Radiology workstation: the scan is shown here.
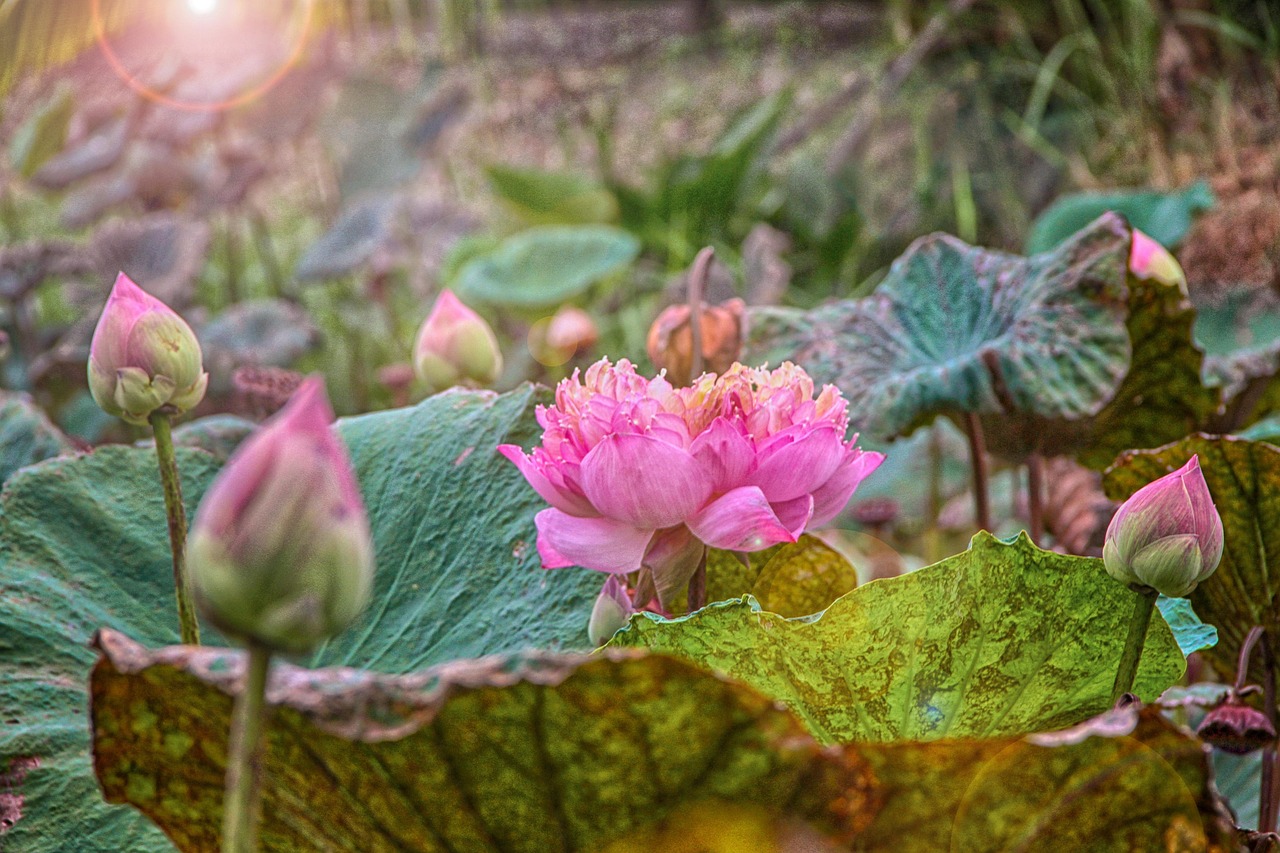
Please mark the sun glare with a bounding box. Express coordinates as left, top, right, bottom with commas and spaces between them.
186, 0, 217, 15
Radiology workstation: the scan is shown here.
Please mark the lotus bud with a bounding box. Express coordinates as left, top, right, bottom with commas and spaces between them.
1102, 455, 1224, 598
646, 298, 745, 386
88, 272, 208, 424
1197, 698, 1276, 755
413, 290, 502, 393
588, 575, 634, 646
187, 376, 374, 654
1129, 230, 1187, 293
545, 306, 598, 360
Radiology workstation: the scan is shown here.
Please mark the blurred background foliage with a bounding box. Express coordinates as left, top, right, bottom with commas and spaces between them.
0, 0, 1278, 561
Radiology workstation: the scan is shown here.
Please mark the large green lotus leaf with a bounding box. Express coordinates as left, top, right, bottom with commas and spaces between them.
668, 537, 858, 619
851, 706, 1235, 851
610, 532, 1185, 744
0, 390, 74, 484
744, 214, 1133, 444
1104, 435, 1280, 687
90, 633, 1233, 852
90, 631, 870, 852
1203, 338, 1280, 432
135, 415, 256, 466
453, 225, 640, 308
0, 386, 601, 851
746, 214, 1217, 463
1070, 268, 1218, 469
1025, 181, 1215, 254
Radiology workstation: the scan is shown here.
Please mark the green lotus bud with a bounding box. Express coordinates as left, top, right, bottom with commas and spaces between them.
188, 376, 374, 654
88, 273, 208, 424
413, 289, 503, 393
588, 575, 634, 646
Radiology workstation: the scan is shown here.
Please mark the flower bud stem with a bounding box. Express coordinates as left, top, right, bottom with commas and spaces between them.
687, 247, 714, 382
1109, 587, 1159, 705
963, 413, 990, 532
223, 642, 273, 853
150, 410, 200, 646
1258, 635, 1280, 834
1026, 452, 1044, 544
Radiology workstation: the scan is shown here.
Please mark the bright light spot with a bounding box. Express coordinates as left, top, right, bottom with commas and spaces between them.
186, 0, 217, 15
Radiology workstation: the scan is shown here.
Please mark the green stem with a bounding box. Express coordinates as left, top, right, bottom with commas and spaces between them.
1110, 587, 1159, 705
222, 643, 273, 853
150, 410, 200, 646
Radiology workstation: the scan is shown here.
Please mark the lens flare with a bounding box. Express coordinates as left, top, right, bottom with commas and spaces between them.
91, 0, 314, 113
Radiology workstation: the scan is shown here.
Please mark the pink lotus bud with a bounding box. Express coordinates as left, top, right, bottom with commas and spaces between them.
88, 273, 208, 424
413, 290, 503, 394
187, 376, 374, 653
544, 306, 598, 359
588, 575, 634, 646
1102, 455, 1223, 597
499, 358, 884, 607
1129, 230, 1187, 292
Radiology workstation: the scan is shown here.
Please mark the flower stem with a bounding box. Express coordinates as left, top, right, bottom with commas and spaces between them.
688, 246, 714, 381
963, 412, 990, 532
150, 409, 200, 646
1026, 451, 1044, 544
1109, 587, 1159, 705
1260, 635, 1280, 834
223, 643, 273, 853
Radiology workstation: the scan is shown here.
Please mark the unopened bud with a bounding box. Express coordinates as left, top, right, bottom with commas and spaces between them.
188, 376, 374, 654
545, 306, 598, 359
588, 575, 634, 646
88, 273, 208, 424
1129, 230, 1187, 293
646, 298, 745, 385
413, 290, 502, 393
1103, 455, 1223, 597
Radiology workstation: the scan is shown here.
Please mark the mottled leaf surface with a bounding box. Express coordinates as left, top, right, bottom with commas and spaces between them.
853, 707, 1232, 851
744, 214, 1133, 444
1104, 436, 1280, 686
0, 387, 600, 850
671, 537, 857, 618
1071, 272, 1217, 469
135, 415, 256, 466
91, 631, 871, 852
0, 391, 74, 484
91, 633, 1231, 852
611, 533, 1185, 744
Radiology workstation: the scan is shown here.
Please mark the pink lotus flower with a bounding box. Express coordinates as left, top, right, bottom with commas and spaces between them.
188, 375, 374, 653
88, 272, 208, 424
1103, 455, 1223, 598
1129, 230, 1186, 292
499, 358, 883, 604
